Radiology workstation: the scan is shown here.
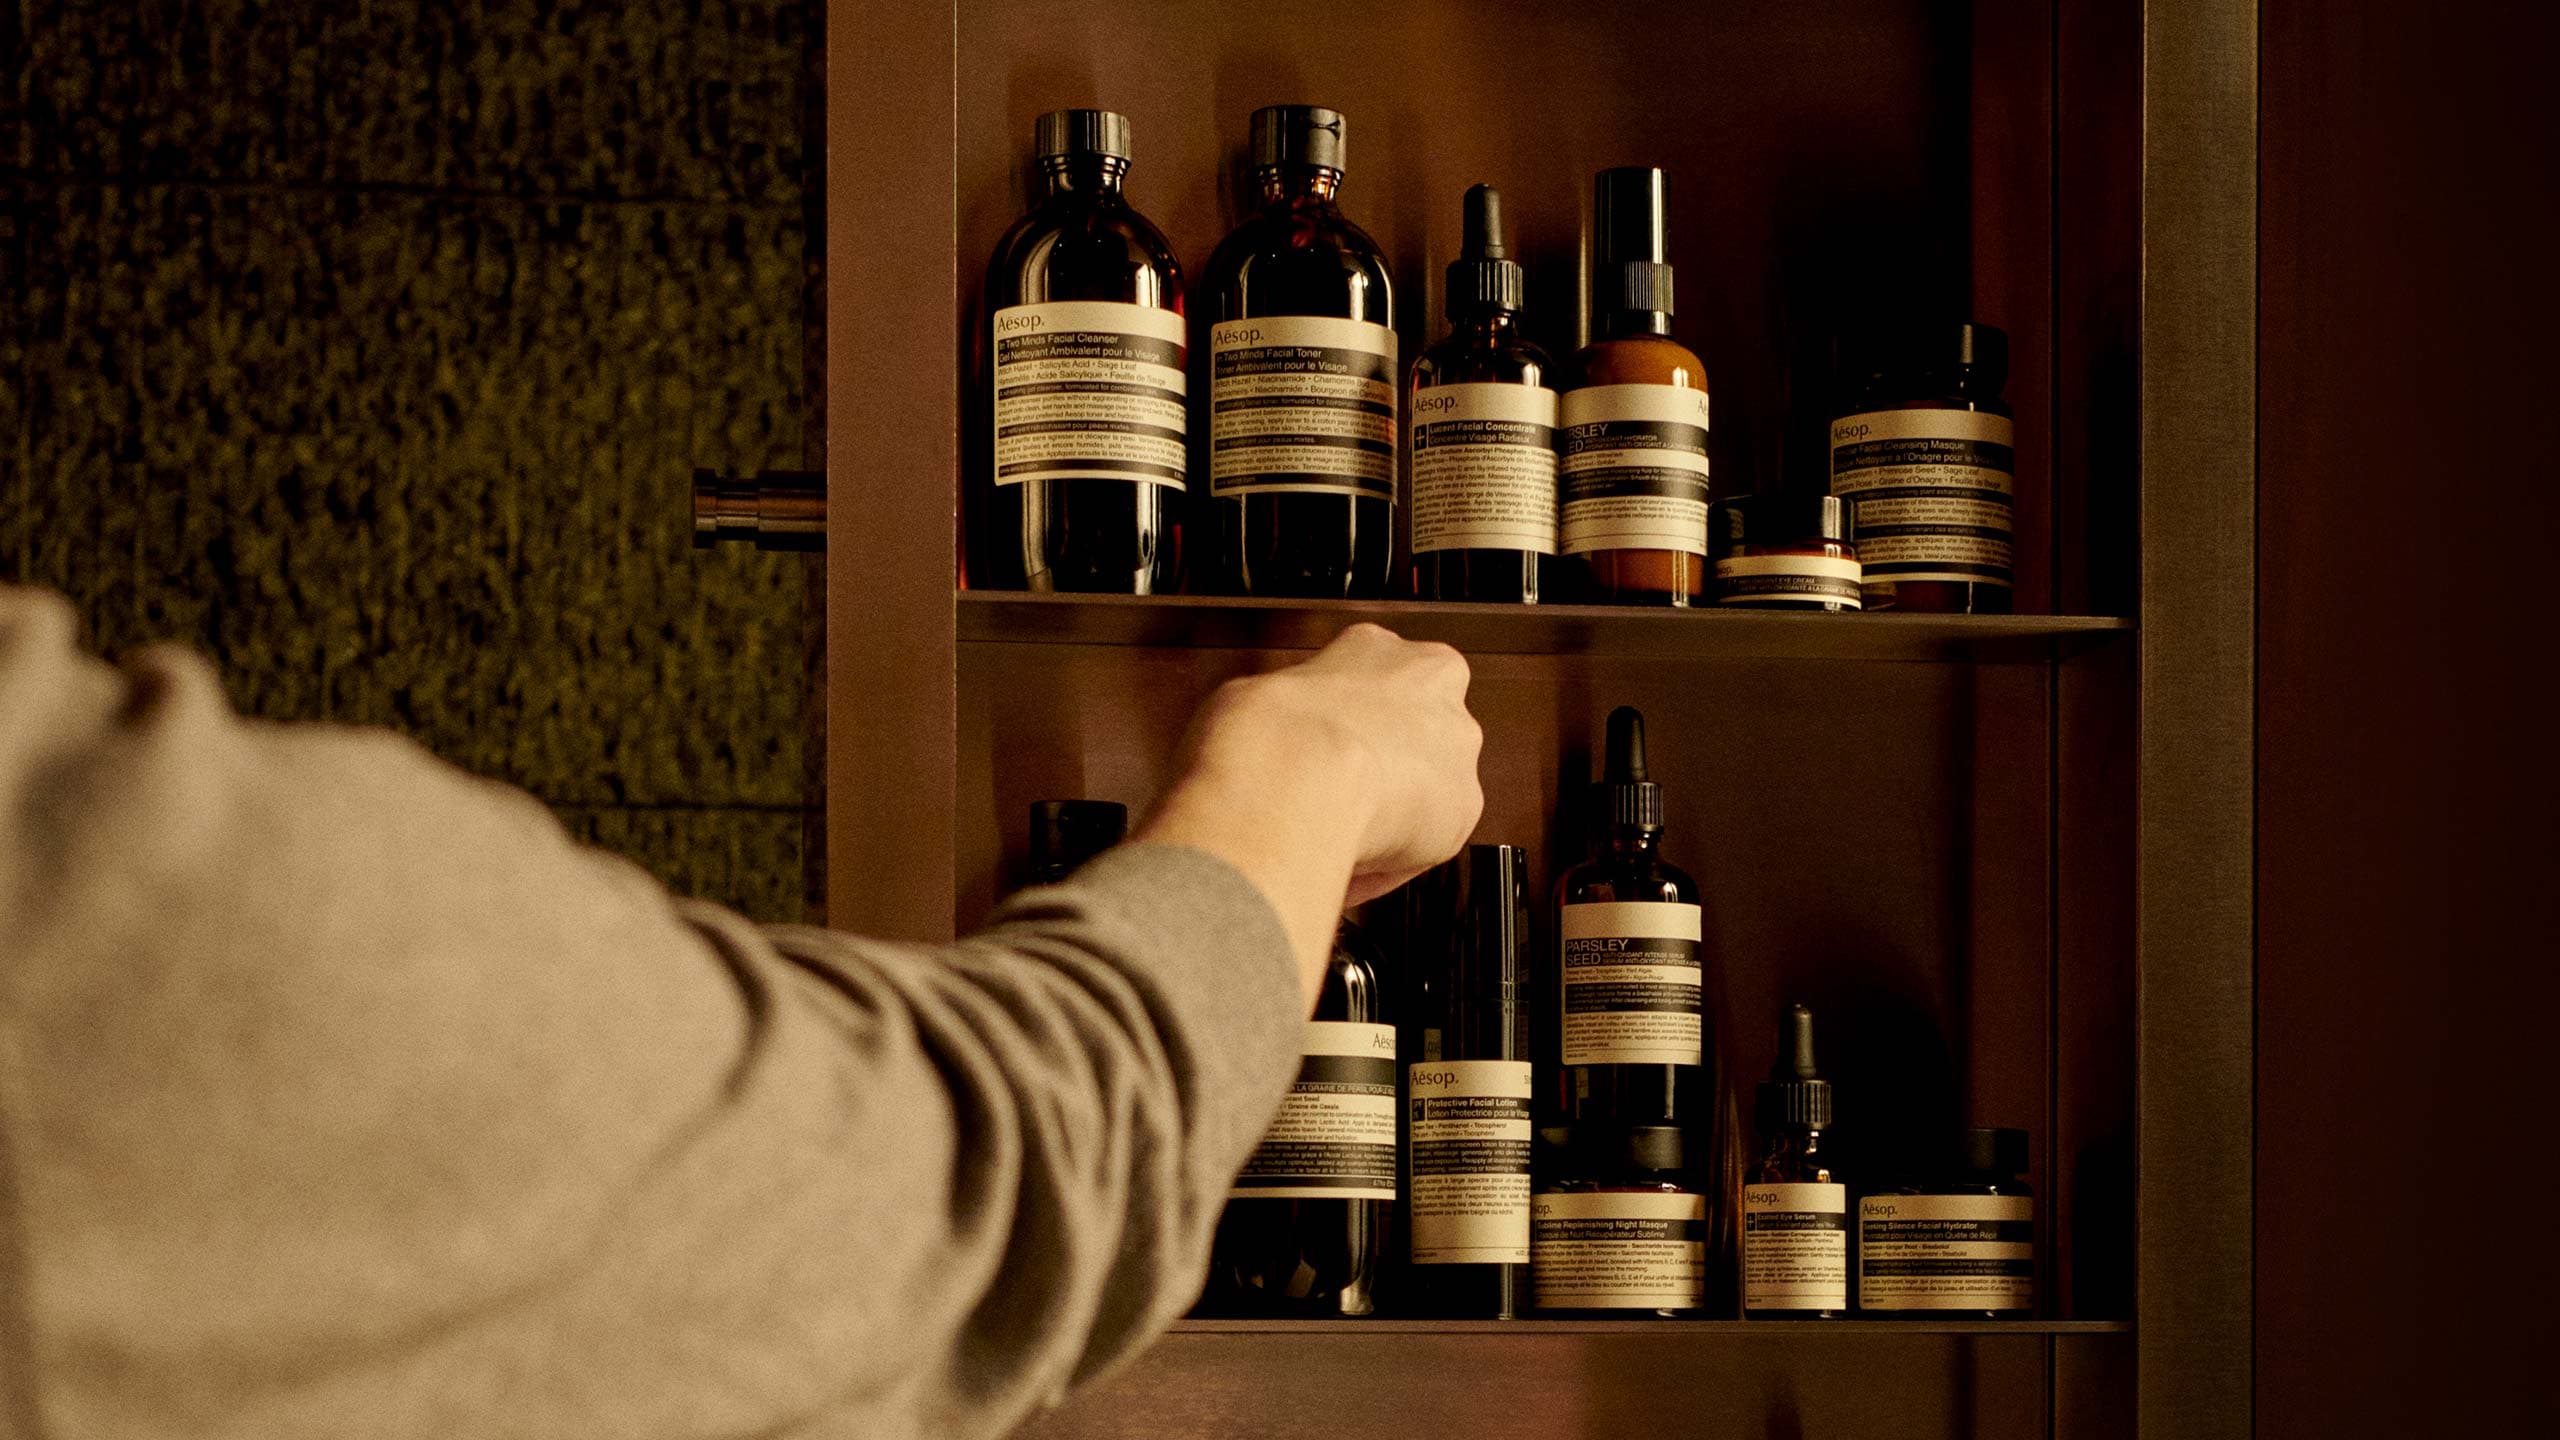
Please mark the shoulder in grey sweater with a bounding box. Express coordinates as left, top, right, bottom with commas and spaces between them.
0, 586, 1304, 1439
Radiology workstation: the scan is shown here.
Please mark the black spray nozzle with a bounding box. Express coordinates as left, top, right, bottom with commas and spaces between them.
1446, 184, 1525, 316
1592, 166, 1675, 318
1594, 705, 1665, 833
1757, 1003, 1836, 1132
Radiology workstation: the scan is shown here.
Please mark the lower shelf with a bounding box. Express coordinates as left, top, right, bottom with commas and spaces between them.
1017, 1319, 2136, 1440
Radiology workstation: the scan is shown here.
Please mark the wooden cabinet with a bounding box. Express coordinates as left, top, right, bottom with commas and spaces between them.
820, 0, 2252, 1434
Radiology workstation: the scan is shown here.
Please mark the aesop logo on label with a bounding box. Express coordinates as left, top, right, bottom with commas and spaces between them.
1211, 322, 1263, 347
993, 312, 1046, 334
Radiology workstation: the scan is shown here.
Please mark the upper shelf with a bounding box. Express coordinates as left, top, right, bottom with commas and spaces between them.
958, 593, 2134, 663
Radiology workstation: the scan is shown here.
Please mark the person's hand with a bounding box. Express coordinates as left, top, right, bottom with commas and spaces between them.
1140, 624, 1484, 1001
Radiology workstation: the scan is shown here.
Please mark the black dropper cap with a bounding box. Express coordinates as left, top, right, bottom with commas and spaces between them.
1594, 705, 1666, 834
1033, 108, 1132, 163
1445, 184, 1525, 317
1756, 1004, 1836, 1132
1249, 105, 1348, 173
1592, 166, 1676, 319
1960, 1126, 2032, 1179
1027, 800, 1129, 883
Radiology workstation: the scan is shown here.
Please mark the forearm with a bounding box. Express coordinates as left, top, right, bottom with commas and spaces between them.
1136, 751, 1365, 1007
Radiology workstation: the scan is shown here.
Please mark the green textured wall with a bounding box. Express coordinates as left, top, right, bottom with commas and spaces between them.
0, 1, 818, 920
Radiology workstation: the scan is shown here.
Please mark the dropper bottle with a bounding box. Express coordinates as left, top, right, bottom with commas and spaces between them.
1551, 706, 1710, 1132
1408, 184, 1558, 603
1743, 1004, 1848, 1318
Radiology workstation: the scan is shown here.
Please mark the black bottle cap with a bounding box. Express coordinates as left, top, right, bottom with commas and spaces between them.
1838, 322, 2010, 391
1961, 1125, 2032, 1178
1446, 183, 1526, 316
1709, 493, 1854, 558
1249, 105, 1348, 173
1594, 705, 1666, 833
1027, 800, 1129, 882
1571, 1124, 1688, 1178
1033, 108, 1132, 163
1592, 166, 1675, 318
1756, 1004, 1836, 1131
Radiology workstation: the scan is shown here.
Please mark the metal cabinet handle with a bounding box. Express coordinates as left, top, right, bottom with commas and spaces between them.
693, 469, 826, 551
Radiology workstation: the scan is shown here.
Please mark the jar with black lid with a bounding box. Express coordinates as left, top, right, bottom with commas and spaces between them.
1708, 494, 1862, 612
1828, 323, 2014, 614
1856, 1126, 2035, 1319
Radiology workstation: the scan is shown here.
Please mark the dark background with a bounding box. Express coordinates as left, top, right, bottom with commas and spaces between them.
0, 1, 819, 920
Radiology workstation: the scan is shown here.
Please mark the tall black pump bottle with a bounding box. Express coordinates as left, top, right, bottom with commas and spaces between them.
1200, 105, 1397, 597
975, 109, 1187, 593
1551, 707, 1712, 1130
1201, 917, 1396, 1316
1408, 184, 1557, 603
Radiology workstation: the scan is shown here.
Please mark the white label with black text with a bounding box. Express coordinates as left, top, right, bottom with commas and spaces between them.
1231, 1020, 1399, 1201
1408, 383, 1559, 554
1407, 1060, 1534, 1264
1210, 317, 1399, 500
1559, 901, 1704, 1067
991, 302, 1188, 489
1713, 553, 1865, 608
1743, 1182, 1849, 1310
1559, 384, 1711, 556
1829, 408, 2014, 590
1857, 1193, 2034, 1311
1532, 1190, 1708, 1310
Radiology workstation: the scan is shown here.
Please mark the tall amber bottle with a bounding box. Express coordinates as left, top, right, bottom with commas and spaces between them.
1200, 918, 1396, 1316
1408, 184, 1556, 603
1559, 168, 1711, 605
1201, 106, 1397, 597
975, 110, 1186, 593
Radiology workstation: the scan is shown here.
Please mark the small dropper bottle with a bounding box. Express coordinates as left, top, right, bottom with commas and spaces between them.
1408, 185, 1558, 603
1743, 1004, 1848, 1318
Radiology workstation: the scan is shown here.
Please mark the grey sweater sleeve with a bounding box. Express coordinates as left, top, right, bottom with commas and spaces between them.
0, 588, 1305, 1440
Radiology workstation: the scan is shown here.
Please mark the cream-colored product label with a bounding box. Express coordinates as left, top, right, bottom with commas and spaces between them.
1559, 900, 1704, 1067
1408, 383, 1559, 555
1231, 1021, 1399, 1201
1713, 553, 1865, 608
991, 302, 1188, 489
1829, 408, 2015, 590
1742, 1182, 1850, 1310
1209, 316, 1399, 500
1407, 1060, 1534, 1265
1857, 1193, 2034, 1311
1532, 1190, 1708, 1310
1558, 383, 1711, 556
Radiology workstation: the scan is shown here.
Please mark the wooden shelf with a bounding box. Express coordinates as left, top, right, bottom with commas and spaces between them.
958, 592, 2134, 662
1171, 1318, 2130, 1336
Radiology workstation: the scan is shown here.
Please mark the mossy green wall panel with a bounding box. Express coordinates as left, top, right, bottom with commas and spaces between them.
2, 2, 816, 920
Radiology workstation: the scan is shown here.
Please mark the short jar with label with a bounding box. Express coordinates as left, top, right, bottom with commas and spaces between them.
1829, 323, 2014, 614
1532, 1125, 1707, 1317
1856, 1126, 2035, 1319
1708, 494, 1863, 612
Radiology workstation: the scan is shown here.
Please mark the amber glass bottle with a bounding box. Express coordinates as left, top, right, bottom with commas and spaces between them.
1408, 185, 1556, 603
1201, 106, 1397, 597
975, 110, 1186, 593
1201, 918, 1396, 1316
1742, 1004, 1848, 1318
1551, 706, 1711, 1131
1559, 168, 1711, 605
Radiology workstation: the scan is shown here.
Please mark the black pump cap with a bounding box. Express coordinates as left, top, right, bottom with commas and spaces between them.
1961, 1126, 2032, 1178
1027, 800, 1128, 883
1593, 166, 1675, 317
1033, 108, 1132, 163
1572, 1124, 1688, 1178
1446, 184, 1525, 316
1594, 705, 1667, 833
1756, 1004, 1836, 1131
1249, 105, 1348, 173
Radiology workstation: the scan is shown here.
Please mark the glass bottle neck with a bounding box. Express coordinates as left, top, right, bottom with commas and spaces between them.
1598, 830, 1663, 860
1448, 307, 1520, 336
1041, 157, 1129, 196
1254, 164, 1343, 207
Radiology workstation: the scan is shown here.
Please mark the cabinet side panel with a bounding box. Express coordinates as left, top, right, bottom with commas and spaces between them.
824, 0, 959, 937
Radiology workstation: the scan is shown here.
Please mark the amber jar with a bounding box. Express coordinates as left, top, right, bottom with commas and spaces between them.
1829, 324, 2013, 614
1707, 494, 1862, 612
